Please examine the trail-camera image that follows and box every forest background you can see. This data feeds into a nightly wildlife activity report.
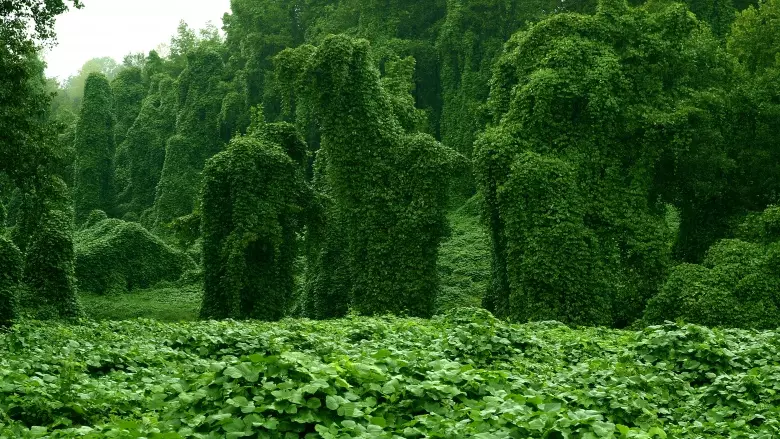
[1,0,780,330]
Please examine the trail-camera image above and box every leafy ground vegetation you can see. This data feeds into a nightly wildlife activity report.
[2,310,780,438]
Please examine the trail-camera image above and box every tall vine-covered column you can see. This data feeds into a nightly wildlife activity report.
[285,35,457,318]
[200,123,307,320]
[72,73,116,224]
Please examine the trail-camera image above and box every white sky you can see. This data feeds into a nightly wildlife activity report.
[43,0,232,81]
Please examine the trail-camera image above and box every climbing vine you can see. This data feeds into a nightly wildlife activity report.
[200,124,307,320]
[285,35,456,318]
[475,0,730,326]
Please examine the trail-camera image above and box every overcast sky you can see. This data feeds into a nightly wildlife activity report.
[43,0,231,80]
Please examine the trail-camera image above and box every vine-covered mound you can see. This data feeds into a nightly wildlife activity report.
[74,218,195,294]
[1,309,779,438]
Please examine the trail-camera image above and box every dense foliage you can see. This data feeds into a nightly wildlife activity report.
[473,0,778,326]
[281,36,456,318]
[3,312,780,437]
[114,75,178,223]
[74,218,194,295]
[0,0,81,187]
[645,205,780,328]
[200,124,307,320]
[0,0,84,323]
[23,208,81,319]
[152,48,226,235]
[72,73,117,224]
[4,0,780,437]
[0,237,23,326]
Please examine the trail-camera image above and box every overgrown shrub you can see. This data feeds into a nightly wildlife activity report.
[75,218,195,295]
[23,209,81,319]
[645,207,780,328]
[0,236,22,326]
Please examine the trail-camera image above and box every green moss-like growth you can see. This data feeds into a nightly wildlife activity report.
[152,49,226,234]
[0,236,23,326]
[200,128,306,321]
[23,209,81,319]
[289,35,456,318]
[72,73,117,224]
[75,218,195,295]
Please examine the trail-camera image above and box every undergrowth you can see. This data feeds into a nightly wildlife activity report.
[436,195,490,312]
[1,308,779,438]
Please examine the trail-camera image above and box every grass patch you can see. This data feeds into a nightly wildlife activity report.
[78,283,202,321]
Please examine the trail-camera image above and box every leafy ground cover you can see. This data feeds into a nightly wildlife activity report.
[1,308,779,438]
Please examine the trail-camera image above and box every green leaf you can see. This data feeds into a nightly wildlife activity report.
[224,367,243,379]
[326,395,339,410]
[592,421,615,437]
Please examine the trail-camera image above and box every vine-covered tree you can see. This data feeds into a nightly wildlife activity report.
[56,57,122,113]
[1,0,80,188]
[116,75,177,221]
[24,211,81,318]
[111,67,148,204]
[1,0,83,323]
[476,0,733,326]
[153,48,226,234]
[285,35,457,318]
[200,124,307,320]
[73,73,117,224]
